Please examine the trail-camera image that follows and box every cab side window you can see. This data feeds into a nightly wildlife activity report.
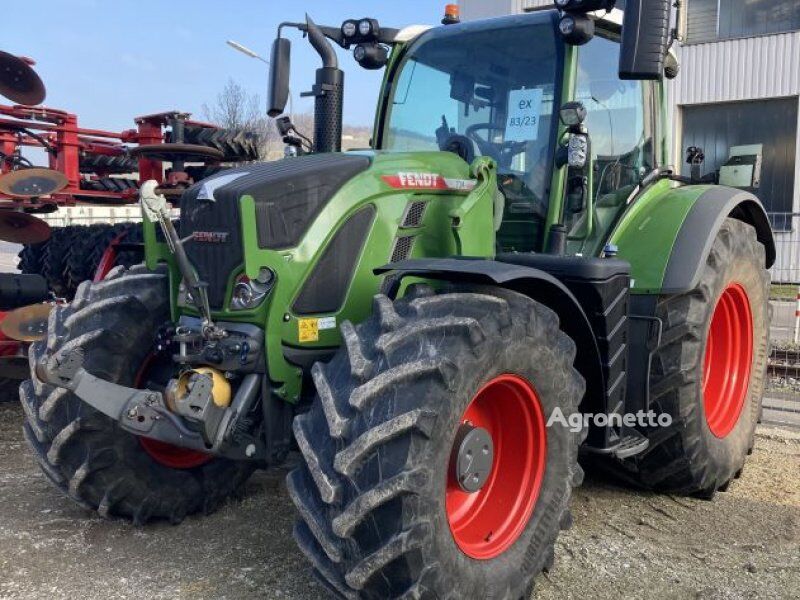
[576,35,655,202]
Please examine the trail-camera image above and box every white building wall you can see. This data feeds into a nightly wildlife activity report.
[459,0,550,21]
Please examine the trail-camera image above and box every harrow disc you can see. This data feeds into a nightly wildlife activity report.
[0,302,51,341]
[130,143,224,162]
[0,51,46,105]
[0,168,68,198]
[0,211,51,244]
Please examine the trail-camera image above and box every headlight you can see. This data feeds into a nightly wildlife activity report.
[230,268,275,311]
[342,20,357,38]
[558,15,576,36]
[567,133,588,168]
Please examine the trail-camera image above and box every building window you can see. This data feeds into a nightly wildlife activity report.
[687,0,800,44]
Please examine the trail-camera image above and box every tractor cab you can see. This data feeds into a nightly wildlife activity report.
[379,12,566,253]
[377,9,667,255]
[269,3,674,257]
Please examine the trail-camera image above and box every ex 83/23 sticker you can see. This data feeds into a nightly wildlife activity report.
[506,88,543,143]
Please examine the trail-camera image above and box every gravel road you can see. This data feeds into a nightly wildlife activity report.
[0,398,798,600]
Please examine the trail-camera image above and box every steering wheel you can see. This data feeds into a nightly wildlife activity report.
[465,123,527,167]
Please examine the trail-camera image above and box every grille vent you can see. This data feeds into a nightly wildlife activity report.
[401,201,427,228]
[390,235,415,263]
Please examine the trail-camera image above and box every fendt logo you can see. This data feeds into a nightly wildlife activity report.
[381,172,476,192]
[192,231,230,243]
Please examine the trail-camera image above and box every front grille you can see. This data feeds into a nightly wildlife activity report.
[180,185,243,310]
[179,155,371,309]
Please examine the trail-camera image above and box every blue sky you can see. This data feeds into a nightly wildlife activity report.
[6,1,445,132]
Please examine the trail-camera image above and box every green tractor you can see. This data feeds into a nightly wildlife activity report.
[23,0,773,597]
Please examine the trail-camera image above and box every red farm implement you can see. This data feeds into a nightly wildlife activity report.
[0,51,261,388]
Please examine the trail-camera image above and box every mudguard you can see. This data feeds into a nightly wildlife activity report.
[611,183,775,295]
[375,257,606,417]
[662,187,775,294]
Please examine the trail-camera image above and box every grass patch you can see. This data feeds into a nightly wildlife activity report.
[771,283,799,301]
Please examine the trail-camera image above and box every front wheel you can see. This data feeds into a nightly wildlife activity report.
[288,285,585,598]
[21,264,256,523]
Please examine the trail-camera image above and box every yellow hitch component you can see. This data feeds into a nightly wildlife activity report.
[172,367,232,409]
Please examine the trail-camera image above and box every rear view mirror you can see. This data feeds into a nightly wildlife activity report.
[619,0,672,80]
[267,38,291,117]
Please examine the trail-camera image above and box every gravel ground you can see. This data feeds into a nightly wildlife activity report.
[0,400,798,600]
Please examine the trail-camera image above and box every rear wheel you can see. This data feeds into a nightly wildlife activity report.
[63,223,121,294]
[288,285,585,598]
[615,218,769,497]
[21,264,256,523]
[17,240,48,276]
[41,225,85,298]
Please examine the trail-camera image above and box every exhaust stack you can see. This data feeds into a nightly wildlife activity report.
[304,15,344,153]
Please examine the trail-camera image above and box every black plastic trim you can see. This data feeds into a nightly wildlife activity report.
[293,205,376,315]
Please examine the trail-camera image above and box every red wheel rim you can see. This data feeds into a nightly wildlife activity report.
[135,354,212,469]
[446,374,547,560]
[703,283,754,439]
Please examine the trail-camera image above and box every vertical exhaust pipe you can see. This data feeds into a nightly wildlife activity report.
[305,15,343,153]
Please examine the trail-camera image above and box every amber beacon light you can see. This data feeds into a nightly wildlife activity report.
[442,3,460,25]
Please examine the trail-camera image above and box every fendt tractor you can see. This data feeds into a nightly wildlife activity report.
[22,0,773,597]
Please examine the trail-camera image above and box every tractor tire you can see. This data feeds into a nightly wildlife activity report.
[181,125,261,162]
[17,241,48,276]
[112,222,145,268]
[63,223,134,295]
[79,154,138,175]
[21,264,256,523]
[41,225,85,299]
[288,285,585,599]
[614,218,770,498]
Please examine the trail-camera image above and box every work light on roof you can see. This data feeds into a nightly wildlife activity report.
[341,20,358,38]
[358,19,373,36]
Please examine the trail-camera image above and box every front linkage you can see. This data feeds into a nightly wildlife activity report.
[33,181,268,464]
[34,342,265,462]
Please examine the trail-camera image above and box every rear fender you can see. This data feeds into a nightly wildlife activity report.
[610,184,775,294]
[661,187,775,293]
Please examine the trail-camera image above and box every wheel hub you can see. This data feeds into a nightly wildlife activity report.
[452,424,494,493]
[446,374,547,560]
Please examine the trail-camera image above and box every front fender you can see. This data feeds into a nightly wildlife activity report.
[375,257,605,417]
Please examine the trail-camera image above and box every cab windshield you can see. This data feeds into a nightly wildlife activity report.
[381,14,565,251]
